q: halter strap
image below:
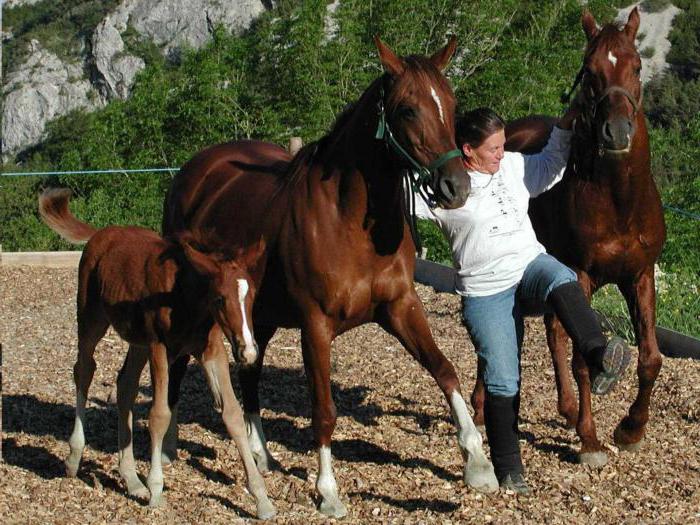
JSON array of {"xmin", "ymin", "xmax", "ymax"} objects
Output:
[{"xmin": 374, "ymin": 84, "xmax": 462, "ymax": 190}]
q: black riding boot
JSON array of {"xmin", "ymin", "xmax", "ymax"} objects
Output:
[
  {"xmin": 484, "ymin": 393, "xmax": 530, "ymax": 494},
  {"xmin": 547, "ymin": 281, "xmax": 631, "ymax": 395}
]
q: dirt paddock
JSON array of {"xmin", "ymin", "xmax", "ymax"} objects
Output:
[{"xmin": 1, "ymin": 266, "xmax": 699, "ymax": 524}]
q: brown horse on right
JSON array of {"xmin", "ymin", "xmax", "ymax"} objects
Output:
[{"xmin": 471, "ymin": 8, "xmax": 666, "ymax": 466}]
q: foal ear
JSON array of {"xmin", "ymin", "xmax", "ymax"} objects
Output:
[
  {"xmin": 242, "ymin": 237, "xmax": 266, "ymax": 270},
  {"xmin": 182, "ymin": 242, "xmax": 219, "ymax": 278},
  {"xmin": 624, "ymin": 7, "xmax": 640, "ymax": 41},
  {"xmin": 581, "ymin": 11, "xmax": 599, "ymax": 41},
  {"xmin": 430, "ymin": 35, "xmax": 457, "ymax": 72},
  {"xmin": 374, "ymin": 35, "xmax": 405, "ymax": 76}
]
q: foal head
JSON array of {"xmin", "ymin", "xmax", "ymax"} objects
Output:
[
  {"xmin": 579, "ymin": 7, "xmax": 643, "ymax": 154},
  {"xmin": 374, "ymin": 36, "xmax": 469, "ymax": 209},
  {"xmin": 182, "ymin": 238, "xmax": 266, "ymax": 367}
]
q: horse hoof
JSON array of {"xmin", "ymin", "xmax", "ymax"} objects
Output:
[
  {"xmin": 128, "ymin": 484, "xmax": 150, "ymax": 500},
  {"xmin": 616, "ymin": 438, "xmax": 643, "ymax": 453},
  {"xmin": 579, "ymin": 451, "xmax": 608, "ymax": 467},
  {"xmin": 319, "ymin": 496, "xmax": 348, "ymax": 519},
  {"xmin": 161, "ymin": 450, "xmax": 177, "ymax": 466},
  {"xmin": 65, "ymin": 461, "xmax": 79, "ymax": 478},
  {"xmin": 148, "ymin": 494, "xmax": 167, "ymax": 508},
  {"xmin": 464, "ymin": 457, "xmax": 499, "ymax": 493},
  {"xmin": 256, "ymin": 498, "xmax": 277, "ymax": 520}
]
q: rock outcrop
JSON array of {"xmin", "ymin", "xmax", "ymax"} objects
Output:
[{"xmin": 2, "ymin": 0, "xmax": 268, "ymax": 159}]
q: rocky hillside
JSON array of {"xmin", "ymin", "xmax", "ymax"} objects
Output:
[{"xmin": 2, "ymin": 0, "xmax": 268, "ymax": 159}]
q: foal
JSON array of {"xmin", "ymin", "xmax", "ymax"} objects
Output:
[{"xmin": 39, "ymin": 188, "xmax": 274, "ymax": 518}]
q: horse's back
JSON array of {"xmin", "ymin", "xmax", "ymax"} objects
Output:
[{"xmin": 163, "ymin": 140, "xmax": 292, "ymax": 237}]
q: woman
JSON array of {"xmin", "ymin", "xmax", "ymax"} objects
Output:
[{"xmin": 415, "ymin": 107, "xmax": 631, "ymax": 494}]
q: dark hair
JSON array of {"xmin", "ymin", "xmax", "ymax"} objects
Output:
[{"xmin": 456, "ymin": 107, "xmax": 505, "ymax": 148}]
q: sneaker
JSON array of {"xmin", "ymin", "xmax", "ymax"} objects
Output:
[
  {"xmin": 590, "ymin": 336, "xmax": 631, "ymax": 395},
  {"xmin": 499, "ymin": 472, "xmax": 531, "ymax": 495}
]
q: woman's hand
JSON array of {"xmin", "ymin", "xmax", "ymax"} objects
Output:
[{"xmin": 556, "ymin": 104, "xmax": 581, "ymax": 131}]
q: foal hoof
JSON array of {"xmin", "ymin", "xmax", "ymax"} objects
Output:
[
  {"xmin": 464, "ymin": 456, "xmax": 499, "ymax": 493},
  {"xmin": 319, "ymin": 496, "xmax": 348, "ymax": 519},
  {"xmin": 256, "ymin": 498, "xmax": 276, "ymax": 520},
  {"xmin": 579, "ymin": 450, "xmax": 608, "ymax": 468},
  {"xmin": 64, "ymin": 460, "xmax": 79, "ymax": 478},
  {"xmin": 161, "ymin": 450, "xmax": 178, "ymax": 466}
]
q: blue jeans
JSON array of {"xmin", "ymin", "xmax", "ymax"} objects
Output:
[{"xmin": 461, "ymin": 253, "xmax": 577, "ymax": 397}]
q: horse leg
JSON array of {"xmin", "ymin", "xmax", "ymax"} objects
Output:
[
  {"xmin": 200, "ymin": 344, "xmax": 276, "ymax": 519},
  {"xmin": 160, "ymin": 353, "xmax": 190, "ymax": 465},
  {"xmin": 614, "ymin": 268, "xmax": 662, "ymax": 451},
  {"xmin": 239, "ymin": 324, "xmax": 277, "ymax": 473},
  {"xmin": 146, "ymin": 342, "xmax": 171, "ymax": 507},
  {"xmin": 299, "ymin": 315, "xmax": 347, "ymax": 518},
  {"xmin": 544, "ymin": 312, "xmax": 579, "ymax": 428},
  {"xmin": 116, "ymin": 344, "xmax": 149, "ymax": 498},
  {"xmin": 65, "ymin": 309, "xmax": 109, "ymax": 477},
  {"xmin": 470, "ymin": 358, "xmax": 485, "ymax": 428},
  {"xmin": 569, "ymin": 274, "xmax": 607, "ymax": 467},
  {"xmin": 378, "ymin": 292, "xmax": 498, "ymax": 493}
]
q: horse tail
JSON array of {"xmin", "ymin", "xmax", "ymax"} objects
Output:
[{"xmin": 38, "ymin": 188, "xmax": 98, "ymax": 244}]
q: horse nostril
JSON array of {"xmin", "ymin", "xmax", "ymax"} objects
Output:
[
  {"xmin": 439, "ymin": 178, "xmax": 455, "ymax": 201},
  {"xmin": 602, "ymin": 121, "xmax": 613, "ymax": 142}
]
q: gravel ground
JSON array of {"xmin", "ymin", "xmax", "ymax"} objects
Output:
[{"xmin": 1, "ymin": 266, "xmax": 699, "ymax": 524}]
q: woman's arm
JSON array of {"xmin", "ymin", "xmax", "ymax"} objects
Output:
[{"xmin": 522, "ymin": 105, "xmax": 579, "ymax": 196}]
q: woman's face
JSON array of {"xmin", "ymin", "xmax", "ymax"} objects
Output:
[{"xmin": 462, "ymin": 129, "xmax": 506, "ymax": 175}]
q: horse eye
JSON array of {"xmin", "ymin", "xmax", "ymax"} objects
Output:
[
  {"xmin": 396, "ymin": 105, "xmax": 417, "ymax": 120},
  {"xmin": 635, "ymin": 66, "xmax": 642, "ymax": 76},
  {"xmin": 212, "ymin": 295, "xmax": 225, "ymax": 309}
]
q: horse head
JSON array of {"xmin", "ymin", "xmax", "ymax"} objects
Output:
[
  {"xmin": 578, "ymin": 7, "xmax": 643, "ymax": 155},
  {"xmin": 181, "ymin": 237, "xmax": 266, "ymax": 367},
  {"xmin": 374, "ymin": 36, "xmax": 469, "ymax": 209}
]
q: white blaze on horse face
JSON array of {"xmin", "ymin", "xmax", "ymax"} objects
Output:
[
  {"xmin": 430, "ymin": 86, "xmax": 445, "ymax": 124},
  {"xmin": 608, "ymin": 51, "xmax": 618, "ymax": 68},
  {"xmin": 237, "ymin": 278, "xmax": 255, "ymax": 361}
]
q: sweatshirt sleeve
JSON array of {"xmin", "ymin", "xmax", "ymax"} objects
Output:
[{"xmin": 522, "ymin": 126, "xmax": 573, "ymax": 197}]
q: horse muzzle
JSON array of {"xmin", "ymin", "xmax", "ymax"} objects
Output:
[
  {"xmin": 433, "ymin": 164, "xmax": 470, "ymax": 209},
  {"xmin": 600, "ymin": 116, "xmax": 635, "ymax": 155},
  {"xmin": 232, "ymin": 338, "xmax": 259, "ymax": 367}
]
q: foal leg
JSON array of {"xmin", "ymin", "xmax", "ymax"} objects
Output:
[
  {"xmin": 239, "ymin": 324, "xmax": 277, "ymax": 473},
  {"xmin": 379, "ymin": 292, "xmax": 498, "ymax": 493},
  {"xmin": 300, "ymin": 315, "xmax": 347, "ymax": 518},
  {"xmin": 569, "ymin": 274, "xmax": 607, "ymax": 467},
  {"xmin": 146, "ymin": 342, "xmax": 171, "ymax": 507},
  {"xmin": 200, "ymin": 345, "xmax": 276, "ymax": 519},
  {"xmin": 116, "ymin": 344, "xmax": 149, "ymax": 498},
  {"xmin": 65, "ymin": 310, "xmax": 109, "ymax": 477},
  {"xmin": 544, "ymin": 312, "xmax": 579, "ymax": 428},
  {"xmin": 160, "ymin": 353, "xmax": 190, "ymax": 465},
  {"xmin": 614, "ymin": 268, "xmax": 662, "ymax": 452}
]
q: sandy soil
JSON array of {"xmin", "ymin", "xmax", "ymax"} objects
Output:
[{"xmin": 1, "ymin": 265, "xmax": 699, "ymax": 524}]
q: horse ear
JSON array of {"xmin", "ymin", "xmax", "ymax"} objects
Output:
[
  {"xmin": 182, "ymin": 241, "xmax": 218, "ymax": 278},
  {"xmin": 243, "ymin": 237, "xmax": 266, "ymax": 269},
  {"xmin": 581, "ymin": 11, "xmax": 599, "ymax": 41},
  {"xmin": 624, "ymin": 7, "xmax": 640, "ymax": 41},
  {"xmin": 430, "ymin": 35, "xmax": 457, "ymax": 71},
  {"xmin": 374, "ymin": 35, "xmax": 405, "ymax": 76}
]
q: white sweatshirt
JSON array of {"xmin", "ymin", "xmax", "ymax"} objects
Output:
[{"xmin": 416, "ymin": 127, "xmax": 572, "ymax": 297}]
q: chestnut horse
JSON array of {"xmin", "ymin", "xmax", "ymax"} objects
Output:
[
  {"xmin": 39, "ymin": 189, "xmax": 275, "ymax": 518},
  {"xmin": 471, "ymin": 8, "xmax": 666, "ymax": 466},
  {"xmin": 163, "ymin": 37, "xmax": 498, "ymax": 517}
]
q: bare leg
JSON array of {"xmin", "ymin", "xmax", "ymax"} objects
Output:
[
  {"xmin": 65, "ymin": 310, "xmax": 109, "ymax": 477},
  {"xmin": 614, "ymin": 268, "xmax": 662, "ymax": 451},
  {"xmin": 240, "ymin": 325, "xmax": 276, "ymax": 472},
  {"xmin": 116, "ymin": 345, "xmax": 149, "ymax": 498},
  {"xmin": 570, "ymin": 274, "xmax": 607, "ymax": 467},
  {"xmin": 379, "ymin": 292, "xmax": 498, "ymax": 493},
  {"xmin": 146, "ymin": 343, "xmax": 171, "ymax": 507},
  {"xmin": 544, "ymin": 312, "xmax": 578, "ymax": 428},
  {"xmin": 201, "ymin": 347, "xmax": 275, "ymax": 519}
]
